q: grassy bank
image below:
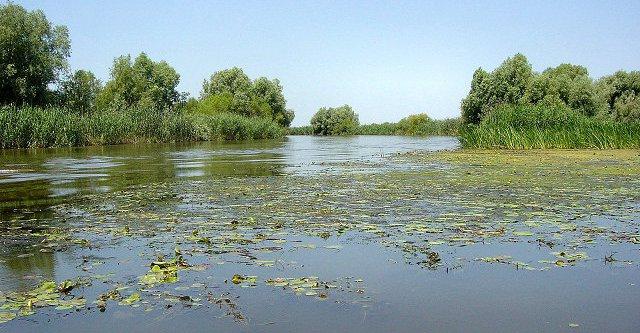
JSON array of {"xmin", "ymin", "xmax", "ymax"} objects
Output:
[
  {"xmin": 460, "ymin": 104, "xmax": 640, "ymax": 149},
  {"xmin": 0, "ymin": 106, "xmax": 285, "ymax": 149},
  {"xmin": 289, "ymin": 115, "xmax": 460, "ymax": 136}
]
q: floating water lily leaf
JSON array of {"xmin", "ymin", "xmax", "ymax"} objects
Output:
[
  {"xmin": 119, "ymin": 293, "xmax": 140, "ymax": 306},
  {"xmin": 0, "ymin": 312, "xmax": 16, "ymax": 324}
]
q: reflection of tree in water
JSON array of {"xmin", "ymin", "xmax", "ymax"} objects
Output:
[
  {"xmin": 0, "ymin": 209, "xmax": 62, "ymax": 292},
  {"xmin": 0, "ymin": 250, "xmax": 56, "ymax": 293},
  {"xmin": 0, "ymin": 180, "xmax": 62, "ymax": 216}
]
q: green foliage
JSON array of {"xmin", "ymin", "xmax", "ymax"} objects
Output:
[
  {"xmin": 0, "ymin": 3, "xmax": 70, "ymax": 105},
  {"xmin": 287, "ymin": 125, "xmax": 313, "ymax": 135},
  {"xmin": 356, "ymin": 122, "xmax": 399, "ymax": 135},
  {"xmin": 200, "ymin": 67, "xmax": 294, "ymax": 127},
  {"xmin": 193, "ymin": 93, "xmax": 234, "ymax": 116},
  {"xmin": 291, "ymin": 114, "xmax": 460, "ymax": 136},
  {"xmin": 310, "ymin": 105, "xmax": 359, "ymax": 135},
  {"xmin": 0, "ymin": 106, "xmax": 284, "ymax": 148},
  {"xmin": 395, "ymin": 114, "xmax": 460, "ymax": 136},
  {"xmin": 60, "ymin": 70, "xmax": 102, "ymax": 115},
  {"xmin": 97, "ymin": 53, "xmax": 181, "ymax": 111},
  {"xmin": 462, "ymin": 54, "xmax": 639, "ymax": 126},
  {"xmin": 461, "ymin": 54, "xmax": 533, "ymax": 124},
  {"xmin": 526, "ymin": 64, "xmax": 603, "ymax": 117},
  {"xmin": 596, "ymin": 71, "xmax": 640, "ymax": 122},
  {"xmin": 459, "ymin": 104, "xmax": 640, "ymax": 149}
]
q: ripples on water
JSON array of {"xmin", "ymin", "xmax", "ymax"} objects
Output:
[{"xmin": 1, "ymin": 136, "xmax": 639, "ymax": 333}]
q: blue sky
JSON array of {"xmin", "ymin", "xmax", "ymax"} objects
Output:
[{"xmin": 15, "ymin": 0, "xmax": 640, "ymax": 125}]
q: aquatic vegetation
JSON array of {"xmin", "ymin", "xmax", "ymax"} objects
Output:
[
  {"xmin": 0, "ymin": 106, "xmax": 285, "ymax": 148},
  {"xmin": 0, "ymin": 281, "xmax": 87, "ymax": 321},
  {"xmin": 0, "ymin": 147, "xmax": 638, "ymax": 328},
  {"xmin": 460, "ymin": 104, "xmax": 640, "ymax": 149}
]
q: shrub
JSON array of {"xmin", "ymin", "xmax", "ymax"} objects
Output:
[
  {"xmin": 310, "ymin": 105, "xmax": 359, "ymax": 135},
  {"xmin": 200, "ymin": 67, "xmax": 294, "ymax": 127}
]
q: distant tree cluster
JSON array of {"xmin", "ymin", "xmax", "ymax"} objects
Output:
[
  {"xmin": 310, "ymin": 105, "xmax": 359, "ymax": 135},
  {"xmin": 0, "ymin": 3, "xmax": 294, "ymax": 126},
  {"xmin": 461, "ymin": 54, "xmax": 640, "ymax": 124},
  {"xmin": 195, "ymin": 67, "xmax": 294, "ymax": 127}
]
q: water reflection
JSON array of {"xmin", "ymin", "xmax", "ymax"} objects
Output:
[
  {"xmin": 0, "ymin": 135, "xmax": 458, "ymax": 290},
  {"xmin": 0, "ymin": 136, "xmax": 458, "ymax": 216}
]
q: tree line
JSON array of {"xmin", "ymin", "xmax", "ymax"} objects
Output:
[
  {"xmin": 0, "ymin": 3, "xmax": 294, "ymax": 126},
  {"xmin": 461, "ymin": 53, "xmax": 639, "ymax": 125}
]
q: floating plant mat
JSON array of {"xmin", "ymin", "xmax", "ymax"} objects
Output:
[{"xmin": 0, "ymin": 149, "xmax": 639, "ymax": 327}]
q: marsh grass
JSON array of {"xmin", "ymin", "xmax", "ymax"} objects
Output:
[
  {"xmin": 0, "ymin": 106, "xmax": 284, "ymax": 148},
  {"xmin": 460, "ymin": 104, "xmax": 640, "ymax": 149}
]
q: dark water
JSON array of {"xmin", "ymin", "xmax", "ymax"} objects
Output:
[{"xmin": 0, "ymin": 136, "xmax": 638, "ymax": 332}]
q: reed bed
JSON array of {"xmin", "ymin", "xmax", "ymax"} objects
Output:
[
  {"xmin": 0, "ymin": 106, "xmax": 284, "ymax": 149},
  {"xmin": 460, "ymin": 105, "xmax": 640, "ymax": 149}
]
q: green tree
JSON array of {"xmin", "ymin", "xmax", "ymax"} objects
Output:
[
  {"xmin": 461, "ymin": 68, "xmax": 490, "ymax": 124},
  {"xmin": 526, "ymin": 64, "xmax": 602, "ymax": 116},
  {"xmin": 488, "ymin": 53, "xmax": 533, "ymax": 107},
  {"xmin": 201, "ymin": 67, "xmax": 252, "ymax": 115},
  {"xmin": 60, "ymin": 70, "xmax": 102, "ymax": 115},
  {"xmin": 97, "ymin": 53, "xmax": 181, "ymax": 110},
  {"xmin": 310, "ymin": 105, "xmax": 359, "ymax": 135},
  {"xmin": 200, "ymin": 67, "xmax": 295, "ymax": 126},
  {"xmin": 461, "ymin": 54, "xmax": 533, "ymax": 124},
  {"xmin": 0, "ymin": 3, "xmax": 70, "ymax": 105},
  {"xmin": 251, "ymin": 77, "xmax": 294, "ymax": 126},
  {"xmin": 596, "ymin": 71, "xmax": 640, "ymax": 122}
]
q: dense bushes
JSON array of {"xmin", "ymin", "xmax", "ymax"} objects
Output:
[
  {"xmin": 459, "ymin": 104, "xmax": 640, "ymax": 149},
  {"xmin": 310, "ymin": 105, "xmax": 359, "ymax": 135},
  {"xmin": 198, "ymin": 67, "xmax": 294, "ymax": 127},
  {"xmin": 459, "ymin": 54, "xmax": 639, "ymax": 148},
  {"xmin": 0, "ymin": 106, "xmax": 284, "ymax": 149},
  {"xmin": 461, "ymin": 54, "xmax": 638, "ymax": 125},
  {"xmin": 357, "ymin": 115, "xmax": 459, "ymax": 136},
  {"xmin": 395, "ymin": 114, "xmax": 460, "ymax": 136}
]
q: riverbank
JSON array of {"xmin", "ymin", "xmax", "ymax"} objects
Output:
[{"xmin": 0, "ymin": 106, "xmax": 285, "ymax": 149}]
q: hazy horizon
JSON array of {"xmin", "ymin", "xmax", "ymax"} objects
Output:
[{"xmin": 15, "ymin": 0, "xmax": 640, "ymax": 125}]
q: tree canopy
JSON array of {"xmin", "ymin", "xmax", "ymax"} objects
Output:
[
  {"xmin": 0, "ymin": 2, "xmax": 70, "ymax": 106},
  {"xmin": 60, "ymin": 70, "xmax": 102, "ymax": 114},
  {"xmin": 200, "ymin": 67, "xmax": 294, "ymax": 126},
  {"xmin": 461, "ymin": 54, "xmax": 639, "ymax": 124},
  {"xmin": 596, "ymin": 71, "xmax": 640, "ymax": 122},
  {"xmin": 461, "ymin": 54, "xmax": 533, "ymax": 124},
  {"xmin": 97, "ymin": 53, "xmax": 181, "ymax": 111}
]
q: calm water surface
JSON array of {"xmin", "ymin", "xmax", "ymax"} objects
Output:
[{"xmin": 0, "ymin": 136, "xmax": 638, "ymax": 333}]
